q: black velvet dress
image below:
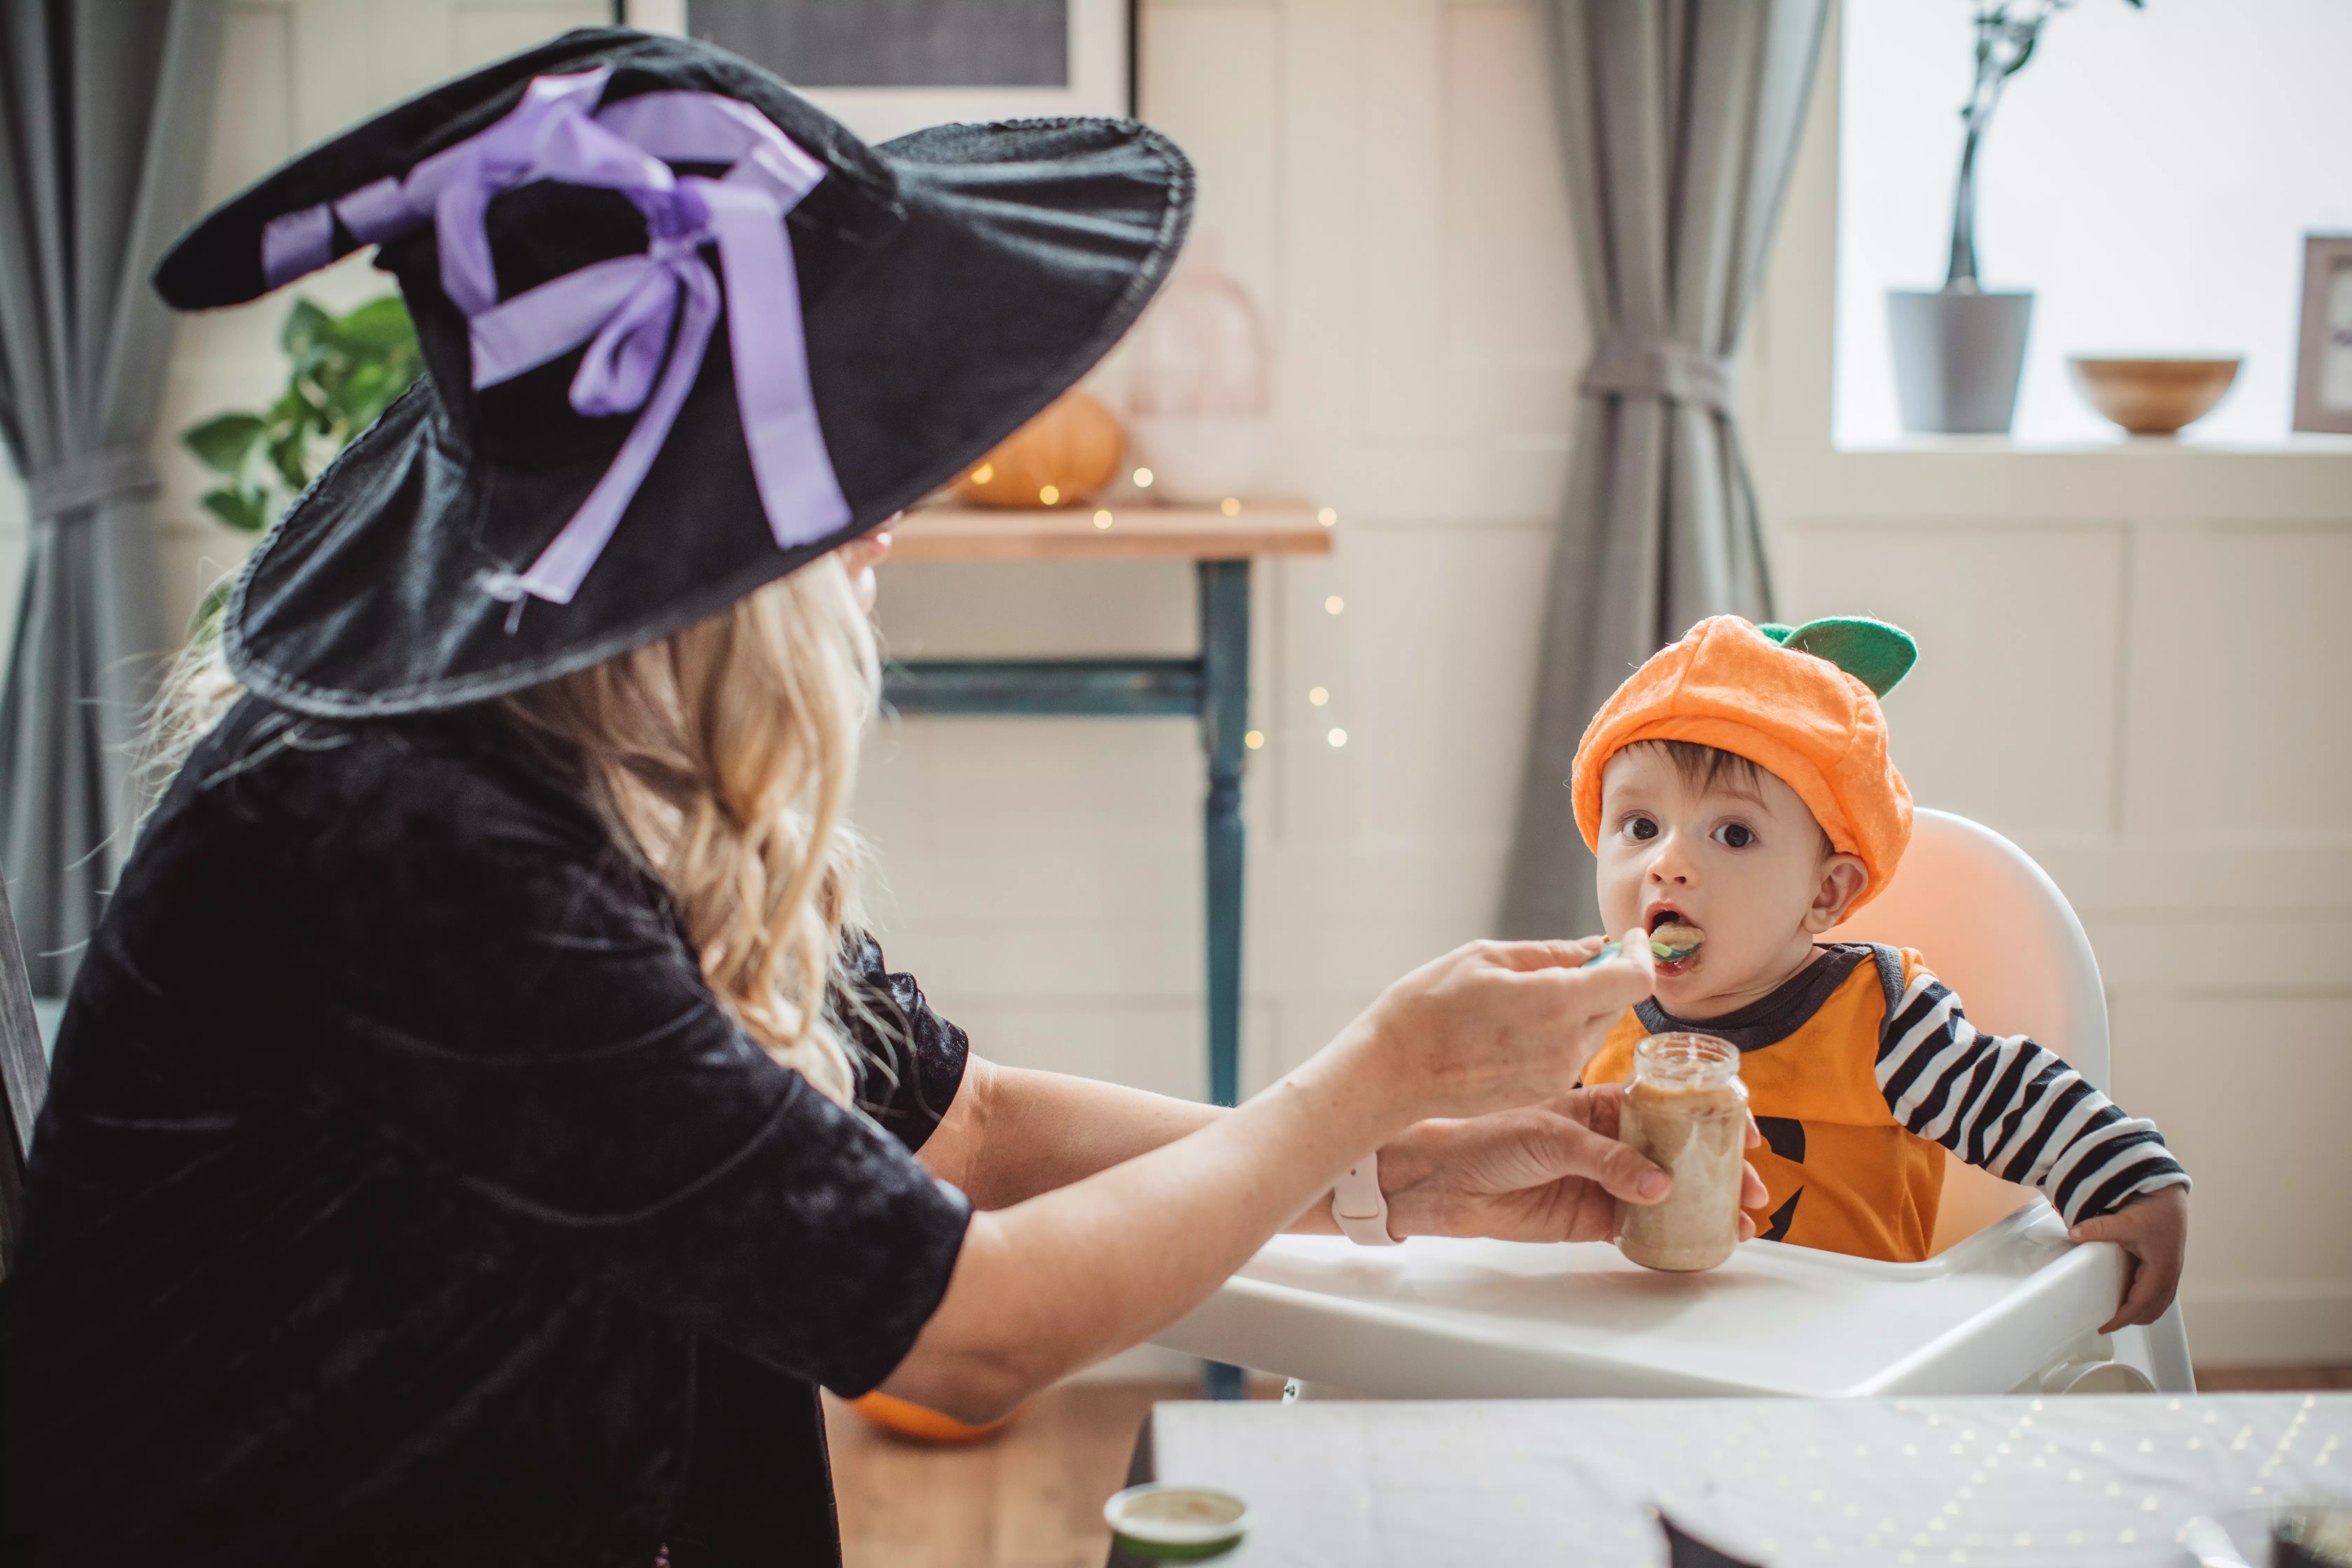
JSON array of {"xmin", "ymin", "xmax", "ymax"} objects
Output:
[{"xmin": 0, "ymin": 696, "xmax": 974, "ymax": 1567}]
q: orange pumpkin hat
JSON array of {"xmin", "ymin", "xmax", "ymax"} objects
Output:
[{"xmin": 1571, "ymin": 615, "xmax": 1917, "ymax": 911}]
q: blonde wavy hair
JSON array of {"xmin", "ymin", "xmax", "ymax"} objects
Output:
[{"xmin": 147, "ymin": 557, "xmax": 881, "ymax": 1107}]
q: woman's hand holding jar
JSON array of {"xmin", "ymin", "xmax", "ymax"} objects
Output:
[{"xmin": 884, "ymin": 931, "xmax": 1702, "ymax": 1420}]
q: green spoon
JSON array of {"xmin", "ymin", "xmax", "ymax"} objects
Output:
[{"xmin": 1584, "ymin": 926, "xmax": 1704, "ymax": 967}]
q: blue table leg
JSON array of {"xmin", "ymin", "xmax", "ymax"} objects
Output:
[
  {"xmin": 885, "ymin": 564, "xmax": 1259, "ymax": 1400},
  {"xmin": 1199, "ymin": 559, "xmax": 1249, "ymax": 1112},
  {"xmin": 1198, "ymin": 559, "xmax": 1251, "ymax": 1400}
]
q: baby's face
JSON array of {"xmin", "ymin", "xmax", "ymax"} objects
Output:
[{"xmin": 1595, "ymin": 746, "xmax": 1867, "ymax": 1018}]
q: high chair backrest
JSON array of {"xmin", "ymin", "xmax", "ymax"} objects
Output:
[{"xmin": 1827, "ymin": 807, "xmax": 2109, "ymax": 1252}]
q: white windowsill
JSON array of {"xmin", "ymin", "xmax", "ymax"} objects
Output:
[{"xmin": 1830, "ymin": 433, "xmax": 2352, "ymax": 457}]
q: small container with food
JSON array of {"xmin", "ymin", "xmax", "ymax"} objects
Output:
[
  {"xmin": 1103, "ymin": 1484, "xmax": 1253, "ymax": 1561},
  {"xmin": 1615, "ymin": 1032, "xmax": 1749, "ymax": 1273}
]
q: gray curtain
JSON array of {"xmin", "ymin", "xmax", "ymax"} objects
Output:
[
  {"xmin": 0, "ymin": 0, "xmax": 226, "ymax": 995},
  {"xmin": 1499, "ymin": 0, "xmax": 1828, "ymax": 938}
]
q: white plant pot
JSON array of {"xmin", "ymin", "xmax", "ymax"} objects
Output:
[{"xmin": 1886, "ymin": 288, "xmax": 2034, "ymax": 434}]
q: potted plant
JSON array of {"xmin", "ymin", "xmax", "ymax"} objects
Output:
[
  {"xmin": 1886, "ymin": 0, "xmax": 2141, "ymax": 434},
  {"xmin": 181, "ymin": 294, "xmax": 420, "ymax": 623}
]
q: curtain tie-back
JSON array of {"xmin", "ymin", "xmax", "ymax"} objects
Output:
[
  {"xmin": 28, "ymin": 447, "xmax": 161, "ymax": 523},
  {"xmin": 1579, "ymin": 332, "xmax": 1736, "ymax": 415},
  {"xmin": 258, "ymin": 69, "xmax": 850, "ymax": 610}
]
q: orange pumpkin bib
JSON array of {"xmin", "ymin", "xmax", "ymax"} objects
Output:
[{"xmin": 1582, "ymin": 944, "xmax": 1944, "ymax": 1264}]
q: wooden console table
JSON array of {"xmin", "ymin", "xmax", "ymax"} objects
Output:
[
  {"xmin": 884, "ymin": 500, "xmax": 1333, "ymax": 1396},
  {"xmin": 884, "ymin": 501, "xmax": 1332, "ymax": 1103}
]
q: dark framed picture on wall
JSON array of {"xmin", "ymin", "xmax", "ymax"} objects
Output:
[
  {"xmin": 2292, "ymin": 234, "xmax": 2352, "ymax": 435},
  {"xmin": 665, "ymin": 0, "xmax": 1138, "ymax": 146}
]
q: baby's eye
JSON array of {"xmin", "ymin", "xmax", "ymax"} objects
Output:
[
  {"xmin": 1623, "ymin": 816, "xmax": 1659, "ymax": 842},
  {"xmin": 1712, "ymin": 822, "xmax": 1756, "ymax": 849}
]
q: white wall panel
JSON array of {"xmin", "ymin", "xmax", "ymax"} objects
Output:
[
  {"xmin": 1436, "ymin": 3, "xmax": 1581, "ymax": 443},
  {"xmin": 1346, "ymin": 3, "xmax": 1448, "ymax": 448},
  {"xmin": 205, "ymin": 4, "xmax": 295, "ymax": 205},
  {"xmin": 1273, "ymin": 519, "xmax": 1550, "ymax": 848},
  {"xmin": 2123, "ymin": 524, "xmax": 2352, "ymax": 842},
  {"xmin": 453, "ymin": 1, "xmax": 612, "ymax": 70},
  {"xmin": 953, "ymin": 1003, "xmax": 1213, "ymax": 1104},
  {"xmin": 1269, "ymin": 0, "xmax": 1364, "ymax": 504},
  {"xmin": 1138, "ymin": 6, "xmax": 1282, "ymax": 339},
  {"xmin": 869, "ymin": 718, "xmax": 1203, "ymax": 855},
  {"xmin": 1776, "ymin": 521, "xmax": 2126, "ymax": 838},
  {"xmin": 2114, "ymin": 992, "xmax": 2352, "ymax": 1363},
  {"xmin": 874, "ymin": 559, "xmax": 1197, "ymax": 660}
]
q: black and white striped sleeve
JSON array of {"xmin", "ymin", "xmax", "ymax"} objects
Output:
[{"xmin": 1876, "ymin": 964, "xmax": 2189, "ymax": 1225}]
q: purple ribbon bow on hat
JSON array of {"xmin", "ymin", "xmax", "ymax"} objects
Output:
[{"xmin": 260, "ymin": 69, "xmax": 852, "ymax": 610}]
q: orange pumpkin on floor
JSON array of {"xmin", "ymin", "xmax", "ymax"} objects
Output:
[
  {"xmin": 847, "ymin": 1389, "xmax": 1021, "ymax": 1444},
  {"xmin": 950, "ymin": 390, "xmax": 1125, "ymax": 508}
]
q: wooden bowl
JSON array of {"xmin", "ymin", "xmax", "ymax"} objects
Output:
[{"xmin": 2066, "ymin": 356, "xmax": 2241, "ymax": 436}]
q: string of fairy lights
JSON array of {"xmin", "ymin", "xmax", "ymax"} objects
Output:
[
  {"xmin": 946, "ymin": 463, "xmax": 1353, "ymax": 760},
  {"xmin": 1239, "ymin": 504, "xmax": 1346, "ymax": 756}
]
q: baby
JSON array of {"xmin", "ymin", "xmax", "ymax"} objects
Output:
[{"xmin": 1575, "ymin": 615, "xmax": 2189, "ymax": 1329}]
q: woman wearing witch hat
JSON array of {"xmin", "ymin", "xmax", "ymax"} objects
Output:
[{"xmin": 0, "ymin": 30, "xmax": 1734, "ymax": 1567}]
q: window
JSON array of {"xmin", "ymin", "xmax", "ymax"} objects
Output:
[{"xmin": 1835, "ymin": 0, "xmax": 2352, "ymax": 447}]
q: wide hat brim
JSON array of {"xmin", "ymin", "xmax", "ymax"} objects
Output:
[{"xmin": 156, "ymin": 29, "xmax": 1192, "ymax": 716}]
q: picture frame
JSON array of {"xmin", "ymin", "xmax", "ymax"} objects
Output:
[
  {"xmin": 2291, "ymin": 233, "xmax": 2352, "ymax": 436},
  {"xmin": 658, "ymin": 0, "xmax": 1139, "ymax": 147}
]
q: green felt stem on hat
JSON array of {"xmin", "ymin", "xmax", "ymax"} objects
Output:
[{"xmin": 1758, "ymin": 617, "xmax": 1918, "ymax": 698}]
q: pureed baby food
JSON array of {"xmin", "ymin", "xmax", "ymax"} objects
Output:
[{"xmin": 1616, "ymin": 1033, "xmax": 1748, "ymax": 1272}]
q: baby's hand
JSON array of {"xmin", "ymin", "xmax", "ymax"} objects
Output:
[{"xmin": 2067, "ymin": 1184, "xmax": 2189, "ymax": 1333}]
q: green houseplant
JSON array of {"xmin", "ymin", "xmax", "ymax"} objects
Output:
[
  {"xmin": 1887, "ymin": 0, "xmax": 2142, "ymax": 434},
  {"xmin": 182, "ymin": 294, "xmax": 421, "ymax": 536}
]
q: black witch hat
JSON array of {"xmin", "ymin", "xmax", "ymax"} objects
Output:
[{"xmin": 156, "ymin": 27, "xmax": 1192, "ymax": 717}]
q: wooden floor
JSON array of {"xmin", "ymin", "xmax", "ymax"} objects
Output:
[
  {"xmin": 824, "ymin": 1381, "xmax": 1192, "ymax": 1568},
  {"xmin": 827, "ymin": 1369, "xmax": 2350, "ymax": 1568},
  {"xmin": 2194, "ymin": 1364, "xmax": 2352, "ymax": 1392}
]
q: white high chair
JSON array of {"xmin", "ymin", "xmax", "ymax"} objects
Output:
[{"xmin": 1153, "ymin": 808, "xmax": 2196, "ymax": 1398}]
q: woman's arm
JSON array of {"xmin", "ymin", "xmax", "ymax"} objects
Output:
[
  {"xmin": 923, "ymin": 1061, "xmax": 1760, "ymax": 1242},
  {"xmin": 879, "ymin": 935, "xmax": 1659, "ymax": 1422},
  {"xmin": 915, "ymin": 1058, "xmax": 1219, "ymax": 1210}
]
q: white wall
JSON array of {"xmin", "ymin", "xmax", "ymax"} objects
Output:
[
  {"xmin": 879, "ymin": 0, "xmax": 2352, "ymax": 1367},
  {"xmin": 864, "ymin": 0, "xmax": 1587, "ymax": 1122},
  {"xmin": 1752, "ymin": 12, "xmax": 2352, "ymax": 1363},
  {"xmin": 31, "ymin": 0, "xmax": 2349, "ymax": 1367},
  {"xmin": 1835, "ymin": 0, "xmax": 2352, "ymax": 447}
]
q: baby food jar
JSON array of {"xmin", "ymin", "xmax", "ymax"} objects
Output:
[{"xmin": 1615, "ymin": 1033, "xmax": 1749, "ymax": 1273}]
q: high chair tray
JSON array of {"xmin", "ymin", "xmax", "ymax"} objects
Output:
[{"xmin": 1153, "ymin": 1203, "xmax": 2127, "ymax": 1399}]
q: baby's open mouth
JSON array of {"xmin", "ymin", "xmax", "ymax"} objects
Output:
[
  {"xmin": 1582, "ymin": 912, "xmax": 1709, "ymax": 971},
  {"xmin": 1647, "ymin": 909, "xmax": 1705, "ymax": 964}
]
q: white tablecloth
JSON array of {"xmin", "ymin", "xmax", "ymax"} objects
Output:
[{"xmin": 1139, "ymin": 1394, "xmax": 2349, "ymax": 1566}]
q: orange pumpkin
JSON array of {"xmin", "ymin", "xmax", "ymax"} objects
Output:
[
  {"xmin": 950, "ymin": 390, "xmax": 1125, "ymax": 508},
  {"xmin": 847, "ymin": 1389, "xmax": 1021, "ymax": 1443}
]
